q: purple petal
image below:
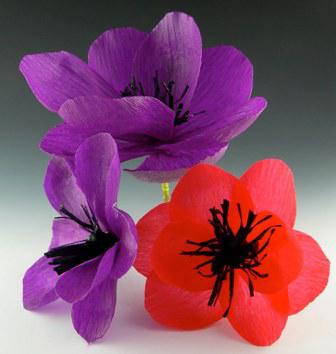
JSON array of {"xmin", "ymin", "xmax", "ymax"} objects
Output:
[
  {"xmin": 71, "ymin": 277, "xmax": 117, "ymax": 343},
  {"xmin": 126, "ymin": 136, "xmax": 228, "ymax": 183},
  {"xmin": 74, "ymin": 133, "xmax": 120, "ymax": 227},
  {"xmin": 91, "ymin": 247, "xmax": 118, "ymax": 285},
  {"xmin": 133, "ymin": 12, "xmax": 202, "ymax": 108},
  {"xmin": 49, "ymin": 218, "xmax": 88, "ymax": 249},
  {"xmin": 40, "ymin": 123, "xmax": 88, "ymax": 157},
  {"xmin": 207, "ymin": 97, "xmax": 267, "ymax": 142},
  {"xmin": 105, "ymin": 208, "xmax": 137, "ymax": 278},
  {"xmin": 203, "ymin": 145, "xmax": 229, "ymax": 165},
  {"xmin": 59, "ymin": 96, "xmax": 175, "ymax": 142},
  {"xmin": 20, "ymin": 51, "xmax": 115, "ymax": 112},
  {"xmin": 88, "ymin": 28, "xmax": 147, "ymax": 92},
  {"xmin": 116, "ymin": 139, "xmax": 156, "ymax": 161},
  {"xmin": 177, "ymin": 97, "xmax": 267, "ymax": 141},
  {"xmin": 55, "ymin": 258, "xmax": 101, "ymax": 304},
  {"xmin": 44, "ymin": 157, "xmax": 88, "ymax": 220},
  {"xmin": 40, "ymin": 123, "xmax": 157, "ymax": 162},
  {"xmin": 23, "ymin": 257, "xmax": 59, "ymax": 310},
  {"xmin": 190, "ymin": 45, "xmax": 253, "ymax": 115},
  {"xmin": 55, "ymin": 245, "xmax": 118, "ymax": 304}
]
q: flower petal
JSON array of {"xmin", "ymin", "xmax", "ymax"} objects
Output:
[
  {"xmin": 56, "ymin": 242, "xmax": 120, "ymax": 304},
  {"xmin": 49, "ymin": 218, "xmax": 88, "ymax": 249},
  {"xmin": 105, "ymin": 208, "xmax": 138, "ymax": 278},
  {"xmin": 134, "ymin": 203, "xmax": 170, "ymax": 276},
  {"xmin": 88, "ymin": 27, "xmax": 147, "ymax": 92},
  {"xmin": 44, "ymin": 157, "xmax": 88, "ymax": 220},
  {"xmin": 40, "ymin": 123, "xmax": 88, "ymax": 157},
  {"xmin": 191, "ymin": 45, "xmax": 253, "ymax": 114},
  {"xmin": 177, "ymin": 97, "xmax": 267, "ymax": 140},
  {"xmin": 145, "ymin": 273, "xmax": 223, "ymax": 329},
  {"xmin": 169, "ymin": 163, "xmax": 240, "ymax": 224},
  {"xmin": 40, "ymin": 123, "xmax": 155, "ymax": 162},
  {"xmin": 240, "ymin": 159, "xmax": 296, "ymax": 227},
  {"xmin": 92, "ymin": 247, "xmax": 118, "ymax": 284},
  {"xmin": 125, "ymin": 165, "xmax": 187, "ymax": 184},
  {"xmin": 133, "ymin": 12, "xmax": 202, "ymax": 108},
  {"xmin": 211, "ymin": 97, "xmax": 267, "ymax": 142},
  {"xmin": 116, "ymin": 139, "xmax": 156, "ymax": 162},
  {"xmin": 59, "ymin": 96, "xmax": 175, "ymax": 142},
  {"xmin": 240, "ymin": 216, "xmax": 302, "ymax": 295},
  {"xmin": 20, "ymin": 51, "xmax": 114, "ymax": 112},
  {"xmin": 249, "ymin": 232, "xmax": 303, "ymax": 294},
  {"xmin": 227, "ymin": 275, "xmax": 288, "ymax": 346},
  {"xmin": 55, "ymin": 257, "xmax": 101, "ymax": 303},
  {"xmin": 151, "ymin": 220, "xmax": 215, "ymax": 291},
  {"xmin": 227, "ymin": 181, "xmax": 255, "ymax": 235},
  {"xmin": 74, "ymin": 133, "xmax": 120, "ymax": 227},
  {"xmin": 23, "ymin": 257, "xmax": 59, "ymax": 310},
  {"xmin": 287, "ymin": 230, "xmax": 330, "ymax": 315},
  {"xmin": 202, "ymin": 145, "xmax": 228, "ymax": 165},
  {"xmin": 71, "ymin": 277, "xmax": 117, "ymax": 343},
  {"xmin": 126, "ymin": 137, "xmax": 228, "ymax": 183}
]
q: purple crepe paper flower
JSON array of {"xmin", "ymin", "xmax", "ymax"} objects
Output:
[
  {"xmin": 20, "ymin": 12, "xmax": 267, "ymax": 182},
  {"xmin": 23, "ymin": 133, "xmax": 137, "ymax": 343}
]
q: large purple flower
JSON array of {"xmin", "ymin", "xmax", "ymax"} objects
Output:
[
  {"xmin": 20, "ymin": 12, "xmax": 267, "ymax": 182},
  {"xmin": 23, "ymin": 133, "xmax": 137, "ymax": 343}
]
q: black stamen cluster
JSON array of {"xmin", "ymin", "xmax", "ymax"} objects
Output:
[
  {"xmin": 181, "ymin": 199, "xmax": 281, "ymax": 317},
  {"xmin": 120, "ymin": 71, "xmax": 205, "ymax": 126},
  {"xmin": 45, "ymin": 206, "xmax": 118, "ymax": 275}
]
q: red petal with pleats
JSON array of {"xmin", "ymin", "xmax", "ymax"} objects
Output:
[
  {"xmin": 151, "ymin": 218, "xmax": 215, "ymax": 291},
  {"xmin": 240, "ymin": 159, "xmax": 296, "ymax": 227},
  {"xmin": 145, "ymin": 273, "xmax": 223, "ymax": 329},
  {"xmin": 226, "ymin": 275, "xmax": 289, "ymax": 346},
  {"xmin": 134, "ymin": 203, "xmax": 170, "ymax": 276},
  {"xmin": 169, "ymin": 163, "xmax": 240, "ymax": 224},
  {"xmin": 287, "ymin": 230, "xmax": 330, "ymax": 314}
]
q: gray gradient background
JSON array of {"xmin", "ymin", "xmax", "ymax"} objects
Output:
[{"xmin": 0, "ymin": 1, "xmax": 335, "ymax": 353}]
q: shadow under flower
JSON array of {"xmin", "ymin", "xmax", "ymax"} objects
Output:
[{"xmin": 34, "ymin": 299, "xmax": 71, "ymax": 318}]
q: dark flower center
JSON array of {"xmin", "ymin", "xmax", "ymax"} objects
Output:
[
  {"xmin": 120, "ymin": 71, "xmax": 205, "ymax": 126},
  {"xmin": 181, "ymin": 199, "xmax": 281, "ymax": 317},
  {"xmin": 45, "ymin": 205, "xmax": 118, "ymax": 275}
]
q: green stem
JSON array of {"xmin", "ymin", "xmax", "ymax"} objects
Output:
[{"xmin": 161, "ymin": 182, "xmax": 170, "ymax": 202}]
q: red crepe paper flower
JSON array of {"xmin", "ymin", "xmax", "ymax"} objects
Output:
[{"xmin": 134, "ymin": 160, "xmax": 330, "ymax": 346}]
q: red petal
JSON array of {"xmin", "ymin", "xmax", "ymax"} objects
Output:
[
  {"xmin": 245, "ymin": 212, "xmax": 286, "ymax": 250},
  {"xmin": 151, "ymin": 218, "xmax": 215, "ymax": 291},
  {"xmin": 227, "ymin": 182, "xmax": 254, "ymax": 235},
  {"xmin": 287, "ymin": 230, "xmax": 330, "ymax": 315},
  {"xmin": 251, "ymin": 230, "xmax": 303, "ymax": 294},
  {"xmin": 134, "ymin": 203, "xmax": 170, "ymax": 276},
  {"xmin": 170, "ymin": 163, "xmax": 240, "ymax": 225},
  {"xmin": 226, "ymin": 275, "xmax": 288, "ymax": 346},
  {"xmin": 145, "ymin": 273, "xmax": 223, "ymax": 329},
  {"xmin": 240, "ymin": 159, "xmax": 296, "ymax": 227}
]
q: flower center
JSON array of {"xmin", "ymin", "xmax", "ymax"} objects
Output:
[
  {"xmin": 181, "ymin": 199, "xmax": 281, "ymax": 317},
  {"xmin": 120, "ymin": 71, "xmax": 205, "ymax": 126},
  {"xmin": 45, "ymin": 206, "xmax": 118, "ymax": 275}
]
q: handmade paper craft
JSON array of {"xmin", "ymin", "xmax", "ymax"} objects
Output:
[
  {"xmin": 23, "ymin": 133, "xmax": 137, "ymax": 342},
  {"xmin": 135, "ymin": 160, "xmax": 330, "ymax": 346},
  {"xmin": 19, "ymin": 11, "xmax": 266, "ymax": 182}
]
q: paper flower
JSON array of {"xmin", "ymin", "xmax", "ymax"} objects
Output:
[
  {"xmin": 20, "ymin": 12, "xmax": 266, "ymax": 182},
  {"xmin": 23, "ymin": 133, "xmax": 137, "ymax": 343},
  {"xmin": 134, "ymin": 160, "xmax": 329, "ymax": 346}
]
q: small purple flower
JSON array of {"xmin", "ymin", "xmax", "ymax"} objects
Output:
[
  {"xmin": 20, "ymin": 12, "xmax": 267, "ymax": 182},
  {"xmin": 23, "ymin": 133, "xmax": 137, "ymax": 343}
]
